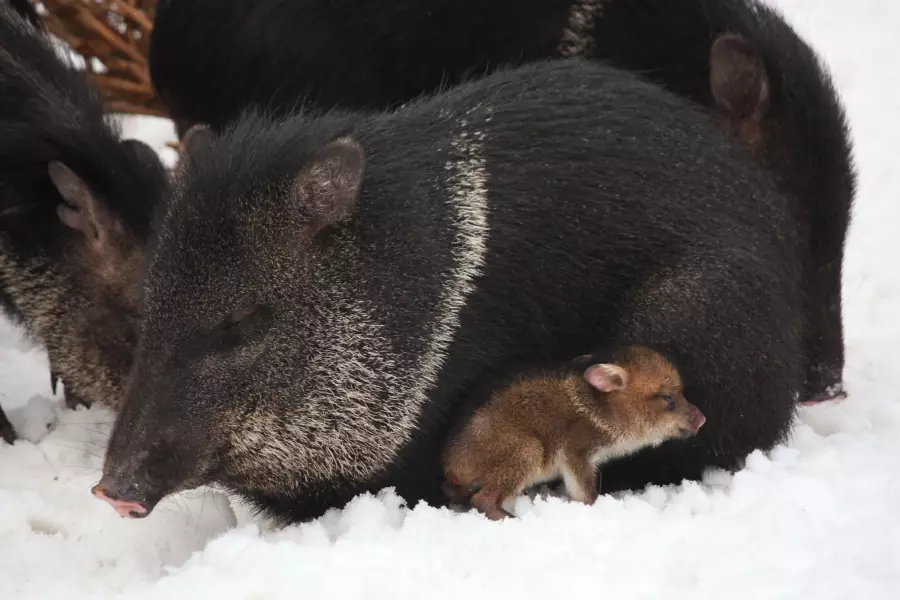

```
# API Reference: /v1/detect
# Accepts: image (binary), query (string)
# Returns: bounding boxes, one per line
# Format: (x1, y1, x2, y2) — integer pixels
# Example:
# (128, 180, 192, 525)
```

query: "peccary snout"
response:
(91, 476, 150, 519)
(678, 403, 707, 438)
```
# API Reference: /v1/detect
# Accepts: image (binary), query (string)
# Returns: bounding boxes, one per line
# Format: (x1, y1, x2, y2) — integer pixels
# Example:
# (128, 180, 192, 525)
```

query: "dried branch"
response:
(26, 0, 166, 117)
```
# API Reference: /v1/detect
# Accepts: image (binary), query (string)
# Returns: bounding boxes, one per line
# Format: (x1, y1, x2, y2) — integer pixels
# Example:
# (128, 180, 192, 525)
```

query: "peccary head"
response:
(708, 32, 855, 218)
(0, 140, 166, 411)
(0, 2, 169, 411)
(579, 346, 705, 441)
(96, 122, 381, 518)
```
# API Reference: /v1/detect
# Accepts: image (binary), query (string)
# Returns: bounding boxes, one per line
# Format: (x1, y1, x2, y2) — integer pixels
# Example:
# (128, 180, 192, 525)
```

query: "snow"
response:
(2, 1, 900, 597)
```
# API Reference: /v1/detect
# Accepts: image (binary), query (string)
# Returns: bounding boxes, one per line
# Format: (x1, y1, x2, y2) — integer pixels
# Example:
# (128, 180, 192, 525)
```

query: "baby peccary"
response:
(0, 5, 167, 440)
(443, 347, 705, 520)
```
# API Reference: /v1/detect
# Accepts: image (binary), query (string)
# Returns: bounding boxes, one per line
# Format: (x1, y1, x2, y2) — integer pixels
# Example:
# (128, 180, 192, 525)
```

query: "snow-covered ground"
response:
(2, 1, 899, 598)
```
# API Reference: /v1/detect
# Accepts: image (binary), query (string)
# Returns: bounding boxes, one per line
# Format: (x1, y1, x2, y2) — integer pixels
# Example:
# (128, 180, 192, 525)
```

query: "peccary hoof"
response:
(63, 387, 91, 410)
(802, 384, 848, 406)
(0, 410, 16, 444)
(52, 372, 91, 410)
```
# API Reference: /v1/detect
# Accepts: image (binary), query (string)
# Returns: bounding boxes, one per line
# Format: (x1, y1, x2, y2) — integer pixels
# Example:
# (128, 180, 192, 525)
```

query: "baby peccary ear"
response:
(710, 34, 770, 124)
(583, 364, 629, 393)
(294, 137, 364, 233)
(48, 162, 110, 244)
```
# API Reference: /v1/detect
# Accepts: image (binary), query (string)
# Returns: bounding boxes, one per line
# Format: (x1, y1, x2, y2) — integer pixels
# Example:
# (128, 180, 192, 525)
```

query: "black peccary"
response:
(6, 0, 42, 29)
(94, 59, 803, 523)
(0, 5, 168, 441)
(150, 0, 854, 404)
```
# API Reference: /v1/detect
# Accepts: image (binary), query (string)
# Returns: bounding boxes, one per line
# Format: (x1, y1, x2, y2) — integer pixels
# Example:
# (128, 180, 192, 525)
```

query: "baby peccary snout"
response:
(442, 346, 705, 521)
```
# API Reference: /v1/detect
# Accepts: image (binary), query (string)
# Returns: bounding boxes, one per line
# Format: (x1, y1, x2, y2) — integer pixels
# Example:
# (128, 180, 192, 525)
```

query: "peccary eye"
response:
(179, 305, 274, 360)
(660, 395, 675, 411)
(218, 305, 274, 348)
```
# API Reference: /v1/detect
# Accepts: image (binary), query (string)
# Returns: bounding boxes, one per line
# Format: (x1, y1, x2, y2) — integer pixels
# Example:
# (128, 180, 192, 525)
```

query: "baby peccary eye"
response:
(660, 394, 675, 410)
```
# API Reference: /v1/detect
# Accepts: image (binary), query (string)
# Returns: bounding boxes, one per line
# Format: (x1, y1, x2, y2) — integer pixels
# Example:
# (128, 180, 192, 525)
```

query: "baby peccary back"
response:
(0, 5, 167, 440)
(444, 347, 705, 520)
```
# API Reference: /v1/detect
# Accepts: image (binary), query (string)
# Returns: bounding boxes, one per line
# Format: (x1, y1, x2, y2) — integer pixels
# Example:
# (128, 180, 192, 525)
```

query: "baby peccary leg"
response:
(0, 407, 15, 444)
(470, 487, 516, 521)
(559, 454, 599, 506)
(441, 478, 480, 506)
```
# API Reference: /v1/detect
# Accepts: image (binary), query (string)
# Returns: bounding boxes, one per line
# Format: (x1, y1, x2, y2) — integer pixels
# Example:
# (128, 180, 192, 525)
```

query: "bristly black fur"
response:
(149, 0, 855, 403)
(6, 0, 42, 30)
(0, 5, 167, 440)
(102, 59, 803, 523)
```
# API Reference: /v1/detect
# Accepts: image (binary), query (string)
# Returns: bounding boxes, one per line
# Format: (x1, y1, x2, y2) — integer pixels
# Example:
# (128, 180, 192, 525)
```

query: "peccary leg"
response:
(0, 407, 15, 444)
(441, 479, 480, 505)
(50, 368, 91, 409)
(560, 456, 598, 505)
(802, 256, 848, 404)
(63, 386, 90, 410)
(470, 488, 515, 521)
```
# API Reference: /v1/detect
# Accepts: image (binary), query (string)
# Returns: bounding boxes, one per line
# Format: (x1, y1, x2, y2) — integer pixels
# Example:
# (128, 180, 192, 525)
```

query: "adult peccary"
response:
(93, 59, 802, 523)
(0, 5, 167, 441)
(150, 0, 853, 405)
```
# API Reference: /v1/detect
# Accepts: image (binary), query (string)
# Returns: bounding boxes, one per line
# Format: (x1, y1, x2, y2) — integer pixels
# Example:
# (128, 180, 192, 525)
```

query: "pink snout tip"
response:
(91, 484, 148, 519)
(687, 405, 706, 432)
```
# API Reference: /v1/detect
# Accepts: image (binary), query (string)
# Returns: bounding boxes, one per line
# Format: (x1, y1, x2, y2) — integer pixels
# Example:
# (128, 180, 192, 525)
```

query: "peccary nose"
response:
(685, 404, 706, 433)
(91, 476, 150, 519)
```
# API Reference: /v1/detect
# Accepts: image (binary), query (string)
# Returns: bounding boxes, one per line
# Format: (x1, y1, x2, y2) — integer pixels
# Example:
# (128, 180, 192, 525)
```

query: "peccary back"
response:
(100, 59, 802, 522)
(0, 5, 167, 432)
(149, 0, 853, 404)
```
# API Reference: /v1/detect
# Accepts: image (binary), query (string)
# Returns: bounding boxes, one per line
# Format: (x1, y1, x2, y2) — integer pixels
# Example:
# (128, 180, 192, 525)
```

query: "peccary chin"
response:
(104, 59, 802, 522)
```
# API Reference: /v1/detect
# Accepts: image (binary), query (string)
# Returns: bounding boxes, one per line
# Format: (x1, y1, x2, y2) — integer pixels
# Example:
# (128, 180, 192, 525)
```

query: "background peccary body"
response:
(0, 5, 167, 439)
(150, 0, 854, 404)
(98, 59, 803, 523)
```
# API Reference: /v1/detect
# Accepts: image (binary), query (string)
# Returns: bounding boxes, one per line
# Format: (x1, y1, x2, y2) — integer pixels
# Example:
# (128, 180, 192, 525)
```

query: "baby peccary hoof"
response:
(470, 488, 516, 521)
(442, 480, 480, 506)
(0, 407, 16, 444)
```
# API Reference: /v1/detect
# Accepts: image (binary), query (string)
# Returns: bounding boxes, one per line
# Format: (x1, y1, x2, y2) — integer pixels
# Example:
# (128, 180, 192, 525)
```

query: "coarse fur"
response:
(149, 0, 854, 403)
(98, 59, 802, 523)
(0, 5, 167, 439)
(443, 346, 706, 520)
(6, 0, 41, 30)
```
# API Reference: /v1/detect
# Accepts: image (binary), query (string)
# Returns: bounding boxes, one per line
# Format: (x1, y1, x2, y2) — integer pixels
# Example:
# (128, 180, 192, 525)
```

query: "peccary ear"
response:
(710, 34, 770, 122)
(294, 137, 364, 232)
(48, 162, 112, 244)
(583, 364, 629, 393)
(181, 123, 214, 154)
(120, 139, 159, 164)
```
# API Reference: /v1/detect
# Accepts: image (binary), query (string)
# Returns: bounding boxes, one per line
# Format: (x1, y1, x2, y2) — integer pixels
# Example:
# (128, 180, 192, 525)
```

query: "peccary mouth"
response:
(91, 475, 161, 519)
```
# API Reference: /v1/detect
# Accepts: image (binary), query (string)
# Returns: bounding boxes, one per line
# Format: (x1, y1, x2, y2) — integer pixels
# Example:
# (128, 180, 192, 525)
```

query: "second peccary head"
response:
(0, 5, 167, 417)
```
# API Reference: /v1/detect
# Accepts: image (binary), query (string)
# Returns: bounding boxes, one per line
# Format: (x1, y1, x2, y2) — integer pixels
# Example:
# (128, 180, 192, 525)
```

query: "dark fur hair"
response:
(150, 0, 855, 403)
(6, 0, 41, 29)
(98, 59, 802, 523)
(0, 5, 167, 439)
